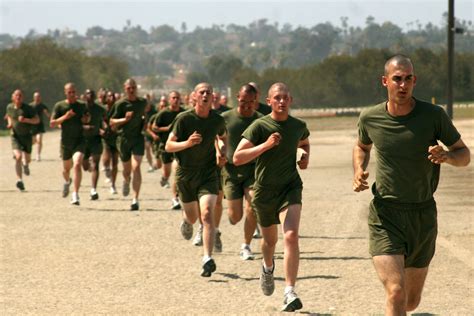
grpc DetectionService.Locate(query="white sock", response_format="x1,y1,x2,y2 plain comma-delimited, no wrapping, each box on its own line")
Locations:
72,192,79,200
241,243,250,249
263,261,273,273
90,188,97,194
202,255,212,263
284,286,295,295
132,198,138,204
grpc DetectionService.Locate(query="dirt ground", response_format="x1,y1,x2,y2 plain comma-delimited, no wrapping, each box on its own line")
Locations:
1,117,472,315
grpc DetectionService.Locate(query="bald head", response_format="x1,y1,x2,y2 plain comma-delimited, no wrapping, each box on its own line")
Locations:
267,82,290,98
384,55,414,76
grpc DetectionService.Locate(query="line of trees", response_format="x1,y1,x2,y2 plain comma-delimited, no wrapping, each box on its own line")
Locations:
194,49,474,108
0,38,129,128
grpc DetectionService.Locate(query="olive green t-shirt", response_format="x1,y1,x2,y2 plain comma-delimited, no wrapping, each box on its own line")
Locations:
171,109,226,169
153,107,186,146
83,102,106,137
52,100,87,139
111,97,147,138
242,115,310,188
358,98,461,203
222,108,263,163
6,103,37,136
29,102,49,128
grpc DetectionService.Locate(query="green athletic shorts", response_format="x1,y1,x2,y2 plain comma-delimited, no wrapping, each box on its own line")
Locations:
160,150,174,164
175,166,219,203
103,133,118,152
83,136,103,160
221,163,255,200
61,137,85,160
368,198,438,268
11,133,33,154
116,135,145,162
252,180,302,228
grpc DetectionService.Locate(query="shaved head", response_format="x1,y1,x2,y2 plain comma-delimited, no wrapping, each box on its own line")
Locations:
267,82,290,98
384,55,414,76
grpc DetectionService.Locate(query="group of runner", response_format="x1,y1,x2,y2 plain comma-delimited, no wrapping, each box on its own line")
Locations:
4,54,471,314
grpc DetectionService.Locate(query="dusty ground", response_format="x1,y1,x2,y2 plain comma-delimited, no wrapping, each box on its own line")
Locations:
1,117,472,315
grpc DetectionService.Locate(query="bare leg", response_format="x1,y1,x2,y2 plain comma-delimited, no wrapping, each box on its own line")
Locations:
199,194,218,257
131,154,143,199
405,267,429,311
260,224,278,269
373,255,407,316
13,149,22,180
279,204,302,287
72,151,84,194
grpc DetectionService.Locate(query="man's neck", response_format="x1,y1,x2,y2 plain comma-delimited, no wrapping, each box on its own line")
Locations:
387,98,415,116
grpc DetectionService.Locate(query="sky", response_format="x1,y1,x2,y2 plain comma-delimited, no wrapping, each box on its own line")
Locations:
0,0,473,36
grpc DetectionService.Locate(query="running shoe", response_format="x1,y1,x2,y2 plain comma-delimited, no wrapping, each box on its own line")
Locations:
260,260,275,296
281,289,303,312
201,258,216,277
240,244,255,260
16,180,25,191
192,225,203,246
214,230,223,253
180,220,193,240
62,179,72,198
23,164,30,176
122,181,130,197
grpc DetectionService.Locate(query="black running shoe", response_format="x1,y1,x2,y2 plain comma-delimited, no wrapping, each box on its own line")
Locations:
201,258,216,277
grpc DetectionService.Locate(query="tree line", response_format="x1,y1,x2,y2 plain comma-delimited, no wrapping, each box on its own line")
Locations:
0,38,128,128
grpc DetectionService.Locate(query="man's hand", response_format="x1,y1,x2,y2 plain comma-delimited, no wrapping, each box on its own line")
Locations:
297,151,309,169
187,131,202,147
353,169,370,192
265,132,281,149
124,111,134,122
428,145,448,164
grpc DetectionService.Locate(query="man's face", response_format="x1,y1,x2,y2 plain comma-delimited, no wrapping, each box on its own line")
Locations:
267,87,291,114
169,92,181,108
33,93,41,103
212,92,220,106
194,85,213,110
64,85,77,103
237,91,256,117
85,90,94,103
382,62,416,104
13,90,23,105
106,92,115,105
124,82,137,99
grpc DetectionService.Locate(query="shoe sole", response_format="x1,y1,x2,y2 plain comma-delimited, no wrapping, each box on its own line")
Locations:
282,298,303,312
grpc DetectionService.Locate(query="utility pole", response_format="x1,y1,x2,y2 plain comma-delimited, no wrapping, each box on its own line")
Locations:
447,0,454,119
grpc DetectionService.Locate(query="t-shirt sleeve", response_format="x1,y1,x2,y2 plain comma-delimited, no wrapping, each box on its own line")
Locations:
435,106,461,146
52,102,62,119
241,121,261,145
217,116,226,137
301,122,310,140
357,114,372,145
110,101,123,119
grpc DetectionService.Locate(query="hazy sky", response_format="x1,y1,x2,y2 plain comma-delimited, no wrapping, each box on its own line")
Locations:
1,0,472,36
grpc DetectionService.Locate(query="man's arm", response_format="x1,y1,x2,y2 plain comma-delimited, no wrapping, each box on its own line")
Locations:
50,110,74,128
19,114,40,125
352,140,372,192
297,137,310,169
215,133,228,167
233,132,281,166
165,131,202,153
428,139,470,167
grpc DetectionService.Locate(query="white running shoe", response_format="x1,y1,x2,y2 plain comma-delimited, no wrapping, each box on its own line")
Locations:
282,289,303,312
240,244,255,260
192,225,203,246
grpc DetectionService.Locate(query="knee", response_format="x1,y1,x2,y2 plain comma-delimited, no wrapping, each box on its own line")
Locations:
406,295,421,312
201,209,213,224
283,230,299,246
228,210,242,225
387,284,406,307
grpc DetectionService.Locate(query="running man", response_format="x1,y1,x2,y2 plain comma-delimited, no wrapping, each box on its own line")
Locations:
221,83,263,260
82,89,106,200
110,78,147,211
149,90,186,209
353,55,470,314
248,82,272,115
50,82,89,205
165,82,227,277
234,82,310,312
6,89,40,191
30,91,51,161
101,91,119,194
